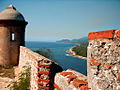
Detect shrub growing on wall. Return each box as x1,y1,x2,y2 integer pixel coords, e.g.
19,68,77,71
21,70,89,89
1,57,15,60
10,66,30,90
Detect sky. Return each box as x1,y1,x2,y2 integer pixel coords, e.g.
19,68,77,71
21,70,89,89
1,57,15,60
0,0,120,41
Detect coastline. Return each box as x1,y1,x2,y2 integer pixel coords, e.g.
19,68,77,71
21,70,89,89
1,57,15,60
66,46,87,60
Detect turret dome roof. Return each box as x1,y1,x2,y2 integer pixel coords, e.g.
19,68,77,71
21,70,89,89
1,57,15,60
0,5,25,21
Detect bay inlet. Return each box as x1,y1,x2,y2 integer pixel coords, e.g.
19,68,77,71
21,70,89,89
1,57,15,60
26,41,87,75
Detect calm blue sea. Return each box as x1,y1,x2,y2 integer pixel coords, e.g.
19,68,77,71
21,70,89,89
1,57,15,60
25,41,87,75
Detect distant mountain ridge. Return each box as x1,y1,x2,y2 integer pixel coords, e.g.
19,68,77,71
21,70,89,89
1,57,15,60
56,37,88,44
56,39,71,42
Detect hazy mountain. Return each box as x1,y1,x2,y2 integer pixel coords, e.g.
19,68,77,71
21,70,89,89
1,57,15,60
71,37,88,42
56,37,88,43
56,39,71,43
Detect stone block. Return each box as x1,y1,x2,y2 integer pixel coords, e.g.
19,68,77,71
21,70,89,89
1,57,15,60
116,30,120,38
103,64,112,69
88,30,114,40
73,79,88,88
117,73,120,81
89,59,101,66
54,84,61,90
80,85,89,90
60,72,73,76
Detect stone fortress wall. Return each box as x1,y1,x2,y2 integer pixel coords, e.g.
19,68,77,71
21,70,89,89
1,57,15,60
17,30,120,90
0,5,120,90
18,46,88,90
0,5,89,90
18,46,62,90
87,30,120,90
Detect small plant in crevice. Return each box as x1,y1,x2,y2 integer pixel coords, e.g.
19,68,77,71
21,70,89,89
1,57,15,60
10,66,30,90
0,65,13,69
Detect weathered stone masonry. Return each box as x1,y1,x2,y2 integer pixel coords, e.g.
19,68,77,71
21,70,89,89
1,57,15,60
88,30,120,90
54,69,88,90
16,30,120,90
19,46,63,90
18,46,89,90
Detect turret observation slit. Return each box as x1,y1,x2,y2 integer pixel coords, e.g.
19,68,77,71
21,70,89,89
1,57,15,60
11,33,15,41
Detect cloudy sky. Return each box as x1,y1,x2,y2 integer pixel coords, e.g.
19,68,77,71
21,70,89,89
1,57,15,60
0,0,120,41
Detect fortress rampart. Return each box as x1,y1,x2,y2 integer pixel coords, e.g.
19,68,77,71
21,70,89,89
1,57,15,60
8,30,120,90
18,46,62,90
87,30,120,90
0,5,120,90
18,46,88,90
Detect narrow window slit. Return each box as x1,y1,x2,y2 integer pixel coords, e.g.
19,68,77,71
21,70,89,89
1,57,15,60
11,33,15,41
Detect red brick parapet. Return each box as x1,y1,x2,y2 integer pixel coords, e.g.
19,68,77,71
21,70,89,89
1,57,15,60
55,69,89,90
88,30,120,40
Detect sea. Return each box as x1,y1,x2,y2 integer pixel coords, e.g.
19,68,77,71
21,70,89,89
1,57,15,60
25,41,87,75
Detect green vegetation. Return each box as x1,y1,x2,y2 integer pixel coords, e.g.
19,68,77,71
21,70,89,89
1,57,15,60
10,66,30,90
0,65,13,69
72,42,88,57
34,48,52,59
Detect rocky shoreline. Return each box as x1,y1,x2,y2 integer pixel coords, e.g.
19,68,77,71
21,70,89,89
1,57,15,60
66,46,87,60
